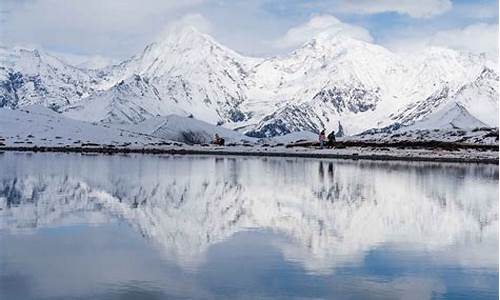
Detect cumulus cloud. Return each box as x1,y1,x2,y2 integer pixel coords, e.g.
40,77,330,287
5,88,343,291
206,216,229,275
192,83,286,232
0,0,496,60
273,15,373,49
452,2,499,19
334,0,452,18
162,13,214,34
0,0,206,58
385,23,499,60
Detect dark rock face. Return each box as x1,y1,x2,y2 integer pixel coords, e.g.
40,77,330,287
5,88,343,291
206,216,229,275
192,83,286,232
0,71,53,110
336,122,344,138
312,86,380,114
0,71,23,109
359,122,402,135
246,104,323,138
179,131,208,145
392,87,450,125
226,108,246,122
245,123,289,138
245,84,383,138
1,34,496,139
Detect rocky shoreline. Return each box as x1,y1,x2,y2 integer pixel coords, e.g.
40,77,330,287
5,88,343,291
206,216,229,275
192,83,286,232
1,143,498,165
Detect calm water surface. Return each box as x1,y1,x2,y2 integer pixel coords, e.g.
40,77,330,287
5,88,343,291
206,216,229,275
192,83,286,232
0,152,498,300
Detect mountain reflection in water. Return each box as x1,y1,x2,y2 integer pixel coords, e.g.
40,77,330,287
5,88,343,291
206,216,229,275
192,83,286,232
0,152,498,300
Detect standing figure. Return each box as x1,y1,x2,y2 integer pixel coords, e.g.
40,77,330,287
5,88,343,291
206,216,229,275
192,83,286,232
327,130,336,148
319,130,326,149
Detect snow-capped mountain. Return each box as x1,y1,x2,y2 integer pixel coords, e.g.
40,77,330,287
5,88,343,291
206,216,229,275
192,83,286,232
0,27,497,137
244,37,497,136
66,26,259,125
0,47,101,110
406,102,487,130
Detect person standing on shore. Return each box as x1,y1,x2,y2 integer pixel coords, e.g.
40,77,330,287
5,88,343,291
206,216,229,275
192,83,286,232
327,130,336,148
319,130,326,149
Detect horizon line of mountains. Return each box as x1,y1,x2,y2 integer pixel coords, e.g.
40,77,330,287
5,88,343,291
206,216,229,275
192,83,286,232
1,26,498,138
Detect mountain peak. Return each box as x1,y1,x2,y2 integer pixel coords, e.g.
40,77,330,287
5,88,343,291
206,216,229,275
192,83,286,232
114,24,254,81
153,25,218,50
2,24,497,137
0,46,80,74
291,32,389,61
131,25,245,68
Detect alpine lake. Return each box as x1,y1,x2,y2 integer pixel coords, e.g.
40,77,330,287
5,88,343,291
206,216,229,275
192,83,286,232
0,152,498,300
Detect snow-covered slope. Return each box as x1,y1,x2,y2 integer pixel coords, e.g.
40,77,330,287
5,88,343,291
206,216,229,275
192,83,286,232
391,66,498,128
0,105,167,147
63,75,167,124
0,47,101,110
406,102,487,130
354,127,499,145
451,67,499,127
264,131,318,144
354,102,498,145
244,39,496,137
80,26,260,125
1,27,498,138
124,114,256,144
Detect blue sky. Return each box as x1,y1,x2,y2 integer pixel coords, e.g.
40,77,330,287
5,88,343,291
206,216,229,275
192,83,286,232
0,0,498,64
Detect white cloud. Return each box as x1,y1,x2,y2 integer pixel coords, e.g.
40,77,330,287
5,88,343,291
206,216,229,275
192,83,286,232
430,23,499,58
273,15,373,49
334,0,452,18
1,0,206,58
162,13,214,34
53,52,119,69
453,2,499,19
385,23,499,60
1,0,496,60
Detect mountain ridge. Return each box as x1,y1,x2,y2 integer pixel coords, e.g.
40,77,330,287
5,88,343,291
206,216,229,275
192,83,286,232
0,27,497,137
